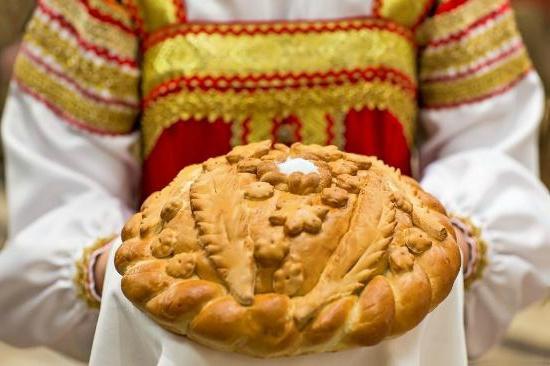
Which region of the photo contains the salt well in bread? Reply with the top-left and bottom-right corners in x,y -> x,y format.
277,158 -> 318,175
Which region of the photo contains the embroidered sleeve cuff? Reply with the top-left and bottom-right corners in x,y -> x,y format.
74,236 -> 116,308
451,216 -> 488,290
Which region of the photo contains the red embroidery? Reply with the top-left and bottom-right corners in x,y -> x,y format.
38,1 -> 138,67
422,42 -> 524,83
20,45 -> 138,109
428,2 -> 510,47
121,0 -> 146,37
143,17 -> 413,51
78,0 -> 136,34
143,67 -> 417,108
423,67 -> 532,109
15,79 -> 131,135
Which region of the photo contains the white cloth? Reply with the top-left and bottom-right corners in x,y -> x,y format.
0,84 -> 140,361
420,72 -> 550,358
0,0 -> 548,364
91,241 -> 466,366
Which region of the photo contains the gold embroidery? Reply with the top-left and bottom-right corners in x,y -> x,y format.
230,119 -> 245,147
16,54 -> 138,133
142,81 -> 416,157
131,0 -> 179,33
25,16 -> 139,99
331,111 -> 347,149
248,113 -> 276,145
142,22 -> 416,95
420,13 -> 519,76
44,0 -> 138,60
377,0 -> 433,28
300,108 -> 329,146
417,0 -> 508,44
74,236 -> 116,309
421,49 -> 531,107
452,216 -> 488,290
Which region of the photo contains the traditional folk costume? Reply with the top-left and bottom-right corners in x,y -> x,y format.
0,0 -> 549,363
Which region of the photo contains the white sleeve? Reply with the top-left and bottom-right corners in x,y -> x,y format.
418,5 -> 550,356
0,83 -> 140,361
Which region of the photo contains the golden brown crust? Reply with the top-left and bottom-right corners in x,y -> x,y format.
115,141 -> 460,357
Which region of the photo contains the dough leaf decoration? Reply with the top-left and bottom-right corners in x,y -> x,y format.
190,166 -> 256,305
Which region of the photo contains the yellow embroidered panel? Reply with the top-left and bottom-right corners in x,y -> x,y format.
142,20 -> 416,96
16,0 -> 140,134
141,19 -> 418,156
419,0 -> 533,108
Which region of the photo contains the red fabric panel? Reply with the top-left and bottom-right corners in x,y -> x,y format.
142,118 -> 232,197
344,108 -> 411,175
143,108 -> 411,199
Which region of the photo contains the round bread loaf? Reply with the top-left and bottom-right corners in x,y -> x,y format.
115,141 -> 461,358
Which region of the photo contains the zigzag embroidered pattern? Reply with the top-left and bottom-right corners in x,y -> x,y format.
141,17 -> 418,156
419,0 -> 532,108
15,0 -> 140,134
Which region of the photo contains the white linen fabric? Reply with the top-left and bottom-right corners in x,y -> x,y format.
420,73 -> 550,358
0,84 -> 140,361
0,0 -> 548,364
90,241 -> 466,366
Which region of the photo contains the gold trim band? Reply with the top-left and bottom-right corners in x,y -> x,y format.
417,0 -> 508,43
42,0 -> 138,60
25,15 -> 139,99
142,20 -> 416,95
16,53 -> 138,133
421,49 -> 531,108
142,80 -> 416,157
420,12 -> 519,76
